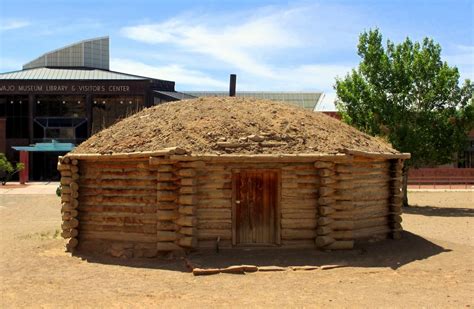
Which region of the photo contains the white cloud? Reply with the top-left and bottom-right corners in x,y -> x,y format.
110,58 -> 227,89
120,4 -> 360,79
0,19 -> 30,31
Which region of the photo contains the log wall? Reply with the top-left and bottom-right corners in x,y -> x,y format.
58,152 -> 406,256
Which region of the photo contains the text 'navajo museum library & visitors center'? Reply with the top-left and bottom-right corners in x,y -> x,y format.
0,37 -> 323,181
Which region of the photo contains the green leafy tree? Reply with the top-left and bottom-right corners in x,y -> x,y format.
335,29 -> 474,206
0,153 -> 25,185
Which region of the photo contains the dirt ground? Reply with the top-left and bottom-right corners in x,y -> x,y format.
0,191 -> 473,308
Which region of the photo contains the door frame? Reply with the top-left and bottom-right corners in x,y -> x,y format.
231,168 -> 281,246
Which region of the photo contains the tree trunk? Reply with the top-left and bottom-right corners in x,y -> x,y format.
402,165 -> 409,207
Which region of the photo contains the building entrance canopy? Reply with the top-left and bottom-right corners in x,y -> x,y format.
12,140 -> 75,152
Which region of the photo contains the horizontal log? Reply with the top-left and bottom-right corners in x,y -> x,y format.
157,165 -> 175,172
61,170 -> 72,177
156,241 -> 183,251
314,161 -> 335,169
61,218 -> 79,229
157,210 -> 179,221
181,178 -> 198,186
80,231 -> 157,243
178,237 -> 197,248
198,221 -> 232,230
197,229 -> 232,240
318,169 -> 334,177
79,195 -> 156,206
57,163 -> 70,171
80,188 -> 155,197
178,169 -> 197,178
179,206 -> 195,216
79,214 -> 156,225
281,229 -> 316,240
61,177 -> 72,185
281,211 -> 316,219
319,187 -> 335,197
320,178 -> 337,185
197,199 -> 232,209
62,157 -> 70,164
80,204 -> 155,214
179,227 -> 196,236
61,194 -> 71,202
197,209 -> 231,220
317,217 -> 334,226
157,183 -> 178,191
180,161 -> 205,168
324,240 -> 354,250
176,215 -> 196,227
157,231 -> 179,242
319,206 -> 335,216
332,202 -> 354,211
331,230 -> 352,240
281,218 -> 317,229
179,195 -> 197,206
67,237 -> 78,248
315,236 -> 336,247
157,221 -> 178,231
180,186 -> 197,194
79,179 -> 156,190
280,239 -> 315,248
353,226 -> 391,239
318,197 -> 335,206
331,220 -> 354,230
317,226 -> 332,236
354,216 -> 389,229
61,228 -> 78,239
281,200 -> 317,210
157,202 -> 178,210
158,172 -> 177,182
345,149 -> 410,159
171,153 -> 352,163
157,192 -> 177,202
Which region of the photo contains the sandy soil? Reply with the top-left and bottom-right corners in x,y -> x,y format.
1,191 -> 473,308
73,97 -> 396,155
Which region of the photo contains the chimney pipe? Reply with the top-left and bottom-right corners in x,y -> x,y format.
229,74 -> 236,97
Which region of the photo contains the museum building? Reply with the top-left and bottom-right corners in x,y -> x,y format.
0,37 -> 190,180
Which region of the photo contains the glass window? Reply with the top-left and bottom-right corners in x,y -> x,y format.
35,95 -> 86,117
92,95 -> 145,133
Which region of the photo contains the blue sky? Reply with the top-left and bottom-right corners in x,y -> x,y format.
0,0 -> 473,110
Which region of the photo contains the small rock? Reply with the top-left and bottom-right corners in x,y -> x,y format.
248,134 -> 265,142
220,265 -> 246,274
290,266 -> 319,271
321,264 -> 344,270
218,137 -> 227,142
242,265 -> 258,273
193,268 -> 221,276
258,266 -> 287,272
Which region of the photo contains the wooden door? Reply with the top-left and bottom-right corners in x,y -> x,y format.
232,169 -> 280,245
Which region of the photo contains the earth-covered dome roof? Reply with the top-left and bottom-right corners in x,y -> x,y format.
73,97 -> 399,155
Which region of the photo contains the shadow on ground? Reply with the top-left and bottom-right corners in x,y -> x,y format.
73,231 -> 450,272
405,205 -> 474,217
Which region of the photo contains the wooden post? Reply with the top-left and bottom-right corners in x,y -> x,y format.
389,159 -> 404,239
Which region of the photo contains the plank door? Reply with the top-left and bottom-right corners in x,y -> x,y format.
232,169 -> 280,245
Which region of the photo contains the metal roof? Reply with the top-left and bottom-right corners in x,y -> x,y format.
182,91 -> 323,110
0,67 -> 147,80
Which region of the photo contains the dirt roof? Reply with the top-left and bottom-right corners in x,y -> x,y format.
72,97 -> 399,155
